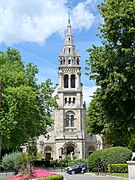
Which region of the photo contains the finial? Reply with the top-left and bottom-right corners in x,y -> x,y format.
68,6 -> 71,24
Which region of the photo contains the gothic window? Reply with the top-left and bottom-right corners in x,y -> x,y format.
71,74 -> 75,88
68,60 -> 71,64
64,74 -> 68,88
66,114 -> 69,127
69,38 -> 70,42
71,115 -> 74,127
73,97 -> 75,104
69,48 -> 70,53
65,111 -> 75,128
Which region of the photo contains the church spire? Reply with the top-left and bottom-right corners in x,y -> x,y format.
59,9 -> 80,67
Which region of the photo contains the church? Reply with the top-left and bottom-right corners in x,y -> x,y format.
36,17 -> 102,160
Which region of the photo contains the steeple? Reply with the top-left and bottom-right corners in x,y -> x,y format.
59,12 -> 80,67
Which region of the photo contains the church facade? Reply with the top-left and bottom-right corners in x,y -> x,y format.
36,19 -> 102,160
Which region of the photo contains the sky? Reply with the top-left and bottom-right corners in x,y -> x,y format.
0,0 -> 103,107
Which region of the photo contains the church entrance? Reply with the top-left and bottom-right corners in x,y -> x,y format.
44,146 -> 52,160
45,153 -> 51,160
63,141 -> 78,159
66,146 -> 74,155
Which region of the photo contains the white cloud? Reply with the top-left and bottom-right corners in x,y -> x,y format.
83,85 -> 97,108
0,0 -> 96,45
71,0 -> 95,31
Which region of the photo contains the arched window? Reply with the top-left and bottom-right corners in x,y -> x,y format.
77,58 -> 79,65
64,75 -> 68,88
66,114 -> 69,127
65,97 -> 67,104
71,115 -> 74,127
65,111 -> 75,128
71,74 -> 75,88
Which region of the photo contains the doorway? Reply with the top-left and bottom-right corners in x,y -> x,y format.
66,146 -> 74,155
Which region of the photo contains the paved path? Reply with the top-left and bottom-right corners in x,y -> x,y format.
56,172 -> 128,180
0,172 -> 14,178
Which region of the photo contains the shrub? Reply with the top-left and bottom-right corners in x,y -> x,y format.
1,152 -> 33,173
59,159 -> 68,167
108,164 -> 128,173
88,146 -> 132,171
40,174 -> 63,180
73,159 -> 87,164
6,169 -> 61,180
1,152 -> 22,172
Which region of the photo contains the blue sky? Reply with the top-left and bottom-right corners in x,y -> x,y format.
0,0 -> 103,107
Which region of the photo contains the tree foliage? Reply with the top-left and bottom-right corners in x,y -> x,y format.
85,0 -> 135,147
0,48 -> 58,149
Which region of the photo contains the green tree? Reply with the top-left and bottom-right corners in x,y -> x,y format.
85,0 -> 135,147
84,90 -> 104,135
0,48 -> 57,151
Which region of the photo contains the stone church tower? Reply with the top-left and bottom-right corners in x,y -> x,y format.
54,17 -> 86,159
35,17 -> 102,160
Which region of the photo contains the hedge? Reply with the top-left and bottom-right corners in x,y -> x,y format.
108,164 -> 128,173
40,174 -> 63,180
88,146 -> 132,171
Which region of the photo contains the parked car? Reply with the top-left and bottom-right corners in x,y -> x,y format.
65,163 -> 87,174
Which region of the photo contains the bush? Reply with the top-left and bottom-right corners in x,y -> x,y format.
108,164 -> 128,173
88,146 -> 132,171
1,152 -> 22,172
1,152 -> 33,173
40,174 -> 64,180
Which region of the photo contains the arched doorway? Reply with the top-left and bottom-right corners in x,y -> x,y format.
63,141 -> 78,159
66,146 -> 74,155
44,146 -> 52,160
